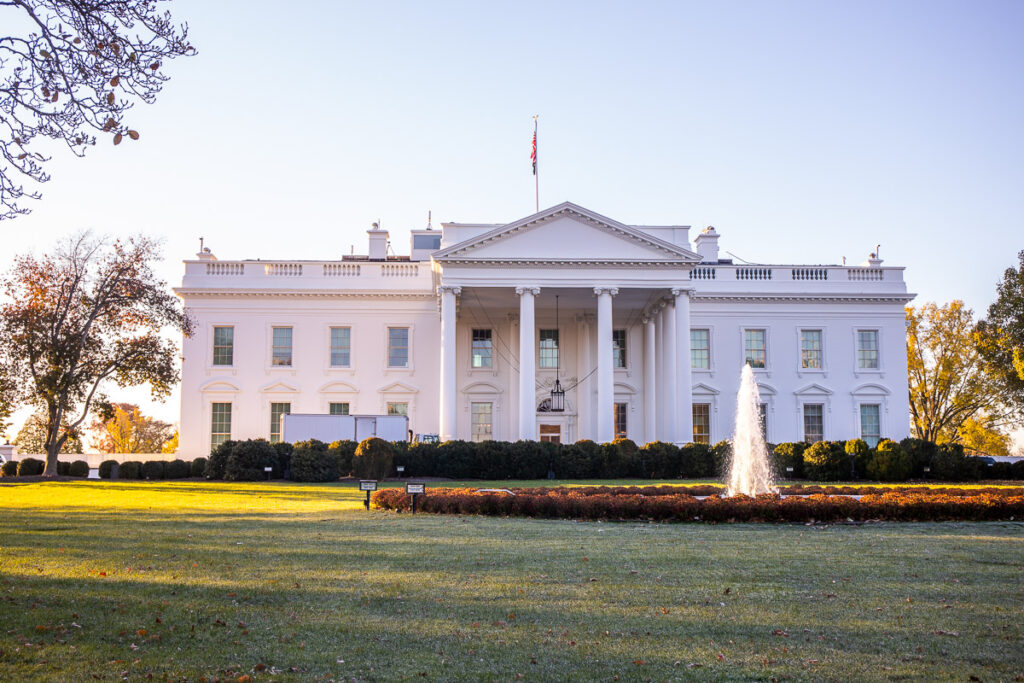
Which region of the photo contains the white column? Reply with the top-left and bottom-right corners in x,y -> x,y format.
595,286 -> 617,442
507,312 -> 520,440
674,288 -> 693,444
664,296 -> 678,444
439,285 -> 461,441
576,314 -> 591,441
655,305 -> 666,440
643,315 -> 656,444
516,286 -> 539,440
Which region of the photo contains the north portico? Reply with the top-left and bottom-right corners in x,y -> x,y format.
433,202 -> 701,444
174,201 -> 913,457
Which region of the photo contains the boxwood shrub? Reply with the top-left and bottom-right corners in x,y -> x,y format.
141,460 -> 166,480
165,459 -> 191,479
329,440 -> 358,477
98,459 -> 118,479
190,457 -> 207,478
57,461 -> 70,476
290,445 -> 339,482
353,437 -> 395,480
1,460 -> 18,477
16,458 -> 44,476
772,442 -> 806,479
119,461 -> 142,479
204,440 -> 236,479
224,439 -> 277,481
69,460 -> 90,478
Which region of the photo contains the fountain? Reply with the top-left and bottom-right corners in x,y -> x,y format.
726,364 -> 778,496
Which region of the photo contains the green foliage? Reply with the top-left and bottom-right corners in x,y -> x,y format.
711,440 -> 732,478
975,250 -> 1024,420
165,459 -> 190,479
1,459 -> 17,477
803,441 -> 847,481
98,459 -> 117,479
57,460 -> 70,475
118,461 -> 142,479
435,440 -> 478,479
204,439 -> 236,479
68,460 -> 89,477
271,441 -> 293,478
679,443 -> 715,478
866,440 -> 912,481
353,437 -> 395,480
557,440 -> 601,478
224,440 -> 277,481
141,460 -> 165,480
290,446 -> 339,482
640,441 -> 679,478
328,440 -> 358,477
930,442 -> 969,481
189,457 -> 207,478
772,442 -> 806,478
899,438 -> 937,478
16,457 -> 44,476
14,409 -> 83,454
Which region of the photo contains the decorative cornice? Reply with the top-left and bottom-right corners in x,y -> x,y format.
436,257 -> 691,267
174,288 -> 435,300
691,293 -> 916,304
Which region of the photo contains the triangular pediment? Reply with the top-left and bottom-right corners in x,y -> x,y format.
794,383 -> 833,397
435,202 -> 700,263
692,382 -> 720,396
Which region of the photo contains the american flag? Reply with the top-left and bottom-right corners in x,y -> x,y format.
530,129 -> 537,175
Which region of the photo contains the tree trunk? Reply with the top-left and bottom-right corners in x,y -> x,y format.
43,445 -> 60,477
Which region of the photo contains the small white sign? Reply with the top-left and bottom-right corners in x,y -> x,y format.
406,483 -> 425,495
359,480 -> 378,492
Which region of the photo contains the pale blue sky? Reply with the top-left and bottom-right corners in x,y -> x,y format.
2,0 -> 1022,430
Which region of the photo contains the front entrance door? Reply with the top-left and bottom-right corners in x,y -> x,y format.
539,424 -> 561,444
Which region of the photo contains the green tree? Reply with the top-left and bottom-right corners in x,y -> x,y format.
975,250 -> 1024,419
906,301 -> 1011,443
14,409 -> 83,454
0,233 -> 192,475
0,0 -> 195,219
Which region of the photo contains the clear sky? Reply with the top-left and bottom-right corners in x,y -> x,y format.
2,0 -> 1023,435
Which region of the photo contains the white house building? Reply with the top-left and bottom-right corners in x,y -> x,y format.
175,202 -> 914,457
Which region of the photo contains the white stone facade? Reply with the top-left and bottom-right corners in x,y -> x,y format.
175,202 -> 914,457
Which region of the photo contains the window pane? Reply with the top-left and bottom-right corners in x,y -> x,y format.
612,330 -> 627,368
213,326 -> 234,366
803,404 -> 823,443
270,402 -> 290,444
471,402 -> 492,442
211,402 -> 231,450
388,327 -> 409,367
539,424 -> 561,444
800,330 -> 822,369
539,329 -> 559,368
860,404 -> 880,447
272,327 -> 293,366
614,402 -> 627,439
744,329 -> 766,368
330,327 -> 351,367
387,402 -> 408,416
329,402 -> 349,416
472,329 -> 492,368
857,330 -> 879,369
692,403 -> 710,444
690,329 -> 710,369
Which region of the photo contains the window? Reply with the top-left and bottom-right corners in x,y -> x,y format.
472,329 -> 492,368
744,329 -> 766,368
857,330 -> 879,369
329,402 -> 349,416
539,424 -> 561,443
387,402 -> 408,416
388,327 -> 409,368
612,329 -> 627,368
800,329 -> 822,369
614,403 -> 628,439
211,403 -> 231,449
471,402 -> 492,442
692,404 -> 710,444
803,404 -> 824,443
539,329 -> 559,368
759,403 -> 768,441
330,327 -> 351,367
272,327 -> 293,366
212,326 -> 234,366
413,234 -> 442,250
270,402 -> 290,443
860,404 -> 881,447
691,329 -> 710,369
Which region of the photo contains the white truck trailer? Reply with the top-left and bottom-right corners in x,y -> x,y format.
281,414 -> 410,444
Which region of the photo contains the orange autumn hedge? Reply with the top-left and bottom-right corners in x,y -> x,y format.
371,487 -> 1024,523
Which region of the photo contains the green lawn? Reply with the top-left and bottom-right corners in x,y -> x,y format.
1,480 -> 1022,681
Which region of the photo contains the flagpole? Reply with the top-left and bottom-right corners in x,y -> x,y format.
533,115 -> 539,213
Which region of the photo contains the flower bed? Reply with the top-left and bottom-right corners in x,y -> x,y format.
372,486 -> 1024,523
446,484 -> 1024,498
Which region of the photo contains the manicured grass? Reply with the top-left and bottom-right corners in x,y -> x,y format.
1,480 -> 1022,681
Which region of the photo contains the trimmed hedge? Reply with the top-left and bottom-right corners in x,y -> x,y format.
329,440 -> 358,477
224,439 -> 277,481
290,439 -> 338,482
119,461 -> 142,479
99,460 -> 118,479
141,460 -> 166,480
57,461 -> 70,476
1,460 -> 17,477
353,437 -> 394,480
69,460 -> 89,478
190,457 -> 207,478
372,486 -> 1024,523
166,459 -> 191,479
16,458 -> 44,476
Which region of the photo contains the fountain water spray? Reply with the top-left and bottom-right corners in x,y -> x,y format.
726,364 -> 777,497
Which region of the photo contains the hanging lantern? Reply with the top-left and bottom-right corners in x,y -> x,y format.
550,378 -> 565,412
